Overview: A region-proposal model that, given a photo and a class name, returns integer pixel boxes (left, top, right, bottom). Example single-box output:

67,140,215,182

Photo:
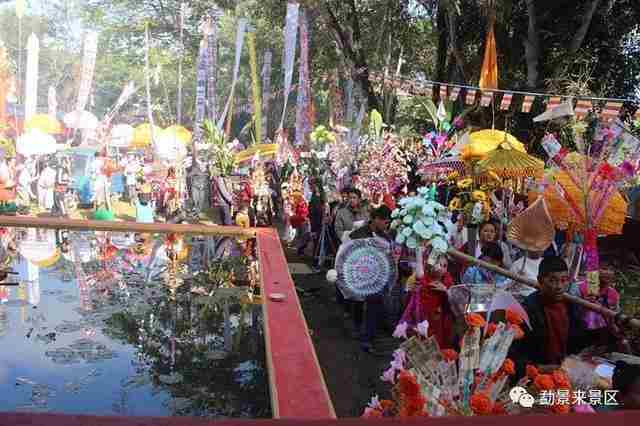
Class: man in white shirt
510,250,544,281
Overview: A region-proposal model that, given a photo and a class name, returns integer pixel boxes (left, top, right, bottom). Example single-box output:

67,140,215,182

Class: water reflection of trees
102,237,270,419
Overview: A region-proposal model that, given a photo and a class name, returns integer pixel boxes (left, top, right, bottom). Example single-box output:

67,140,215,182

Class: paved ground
282,245,398,418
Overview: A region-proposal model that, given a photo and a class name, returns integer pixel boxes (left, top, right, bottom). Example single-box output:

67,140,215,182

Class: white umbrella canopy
19,240,57,263
64,110,99,130
110,124,135,148
17,130,58,156
153,133,187,162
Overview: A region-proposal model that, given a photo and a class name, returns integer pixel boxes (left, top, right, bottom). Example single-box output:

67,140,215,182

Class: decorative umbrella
16,130,57,156
528,170,627,235
418,156,466,180
64,110,99,130
132,123,162,148
235,143,277,164
110,124,134,148
24,114,63,134
153,133,188,162
477,147,544,179
18,239,57,264
31,250,61,268
163,125,192,145
462,130,525,161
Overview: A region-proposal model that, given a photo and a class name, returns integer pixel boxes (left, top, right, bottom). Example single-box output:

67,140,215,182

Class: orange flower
551,403,571,414
526,365,539,379
441,349,459,362
553,371,571,388
470,392,493,415
505,309,524,325
534,374,556,391
398,371,421,398
485,323,497,337
511,324,525,340
362,408,383,418
501,359,515,376
492,402,507,415
399,395,426,417
465,313,486,328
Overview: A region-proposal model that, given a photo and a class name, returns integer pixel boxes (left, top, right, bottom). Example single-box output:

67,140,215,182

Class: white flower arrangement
390,186,452,264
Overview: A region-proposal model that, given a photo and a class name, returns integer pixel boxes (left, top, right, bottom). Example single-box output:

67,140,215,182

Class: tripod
313,221,338,270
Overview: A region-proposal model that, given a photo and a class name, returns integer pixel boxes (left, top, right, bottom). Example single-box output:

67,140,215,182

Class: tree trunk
446,8,466,82
569,0,601,55
436,7,448,81
524,0,541,88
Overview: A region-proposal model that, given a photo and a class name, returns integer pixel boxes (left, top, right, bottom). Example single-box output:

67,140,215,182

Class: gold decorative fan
507,196,556,252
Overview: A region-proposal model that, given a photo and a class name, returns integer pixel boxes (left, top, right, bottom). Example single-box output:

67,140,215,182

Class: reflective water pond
0,227,270,418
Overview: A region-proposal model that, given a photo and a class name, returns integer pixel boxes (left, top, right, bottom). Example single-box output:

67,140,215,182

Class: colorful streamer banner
261,50,272,141
295,8,311,147
280,2,300,129
449,87,461,101
192,40,208,142
217,18,247,131
545,96,561,113
601,101,623,121
439,84,447,101
345,78,355,123
247,30,262,144
48,86,57,118
500,93,513,110
24,33,39,122
465,89,477,105
330,71,344,125
574,99,593,120
207,10,223,123
76,32,98,113
521,95,535,113
480,91,493,107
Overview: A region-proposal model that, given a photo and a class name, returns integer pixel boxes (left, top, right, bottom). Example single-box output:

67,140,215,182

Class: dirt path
283,246,398,417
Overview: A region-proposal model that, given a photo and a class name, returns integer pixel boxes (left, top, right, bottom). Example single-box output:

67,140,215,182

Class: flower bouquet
365,311,533,418
448,178,491,226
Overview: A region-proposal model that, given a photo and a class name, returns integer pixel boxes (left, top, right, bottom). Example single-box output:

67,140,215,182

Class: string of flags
369,72,640,122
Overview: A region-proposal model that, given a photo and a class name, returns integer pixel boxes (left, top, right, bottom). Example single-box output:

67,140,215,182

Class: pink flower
368,395,382,410
621,161,636,178
435,134,447,147
453,117,464,129
392,349,407,365
393,322,408,339
381,367,396,383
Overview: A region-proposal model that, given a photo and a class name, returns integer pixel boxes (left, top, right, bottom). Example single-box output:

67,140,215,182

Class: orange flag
479,25,498,90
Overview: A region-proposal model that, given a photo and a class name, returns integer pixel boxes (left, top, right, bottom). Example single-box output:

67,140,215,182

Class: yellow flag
16,0,26,19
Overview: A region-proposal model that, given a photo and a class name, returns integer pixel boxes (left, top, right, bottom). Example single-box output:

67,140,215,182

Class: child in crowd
462,242,509,288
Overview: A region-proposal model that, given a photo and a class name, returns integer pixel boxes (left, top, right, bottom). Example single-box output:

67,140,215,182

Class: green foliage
203,119,236,176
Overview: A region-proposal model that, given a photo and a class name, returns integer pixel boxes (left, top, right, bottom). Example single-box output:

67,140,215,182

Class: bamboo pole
0,216,256,238
447,247,640,330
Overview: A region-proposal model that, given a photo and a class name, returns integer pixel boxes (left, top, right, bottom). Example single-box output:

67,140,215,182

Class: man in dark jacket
348,206,392,355
510,255,589,376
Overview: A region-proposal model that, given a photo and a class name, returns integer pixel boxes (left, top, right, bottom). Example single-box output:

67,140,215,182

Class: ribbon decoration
544,96,561,114
465,89,477,105
76,32,98,113
500,93,513,110
48,86,57,118
280,2,300,129
294,8,311,147
574,99,593,120
480,91,493,107
217,18,247,131
24,34,39,122
449,87,461,101
439,84,447,101
261,50,272,142
521,95,535,113
193,39,209,142
247,29,262,144
602,102,624,122
207,9,223,123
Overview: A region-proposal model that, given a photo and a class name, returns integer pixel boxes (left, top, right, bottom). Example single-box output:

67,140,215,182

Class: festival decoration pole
47,86,57,118
16,0,25,108
76,32,98,113
176,2,187,125
279,2,299,130
261,50,272,141
192,24,209,149
24,34,39,123
207,8,222,124
0,43,9,126
244,33,261,145
216,18,247,131
294,8,310,147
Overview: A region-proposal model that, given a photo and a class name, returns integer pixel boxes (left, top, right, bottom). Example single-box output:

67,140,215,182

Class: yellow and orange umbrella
132,123,162,148
163,125,192,145
24,114,63,135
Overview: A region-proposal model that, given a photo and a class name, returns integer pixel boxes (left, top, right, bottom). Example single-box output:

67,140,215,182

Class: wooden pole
447,247,640,330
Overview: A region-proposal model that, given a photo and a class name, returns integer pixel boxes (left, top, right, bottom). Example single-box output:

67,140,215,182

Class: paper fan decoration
335,238,397,299
507,197,555,252
477,147,544,179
